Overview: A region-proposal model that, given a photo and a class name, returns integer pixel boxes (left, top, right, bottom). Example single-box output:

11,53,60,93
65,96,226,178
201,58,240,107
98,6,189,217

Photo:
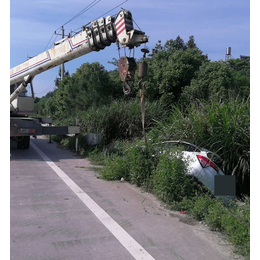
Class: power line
43,0,130,51
34,81,56,96
44,28,61,51
62,0,101,28
43,0,101,51
43,32,55,51
96,0,128,20
69,0,129,36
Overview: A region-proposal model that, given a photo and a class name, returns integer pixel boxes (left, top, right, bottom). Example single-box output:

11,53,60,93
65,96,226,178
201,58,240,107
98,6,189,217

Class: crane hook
123,82,131,95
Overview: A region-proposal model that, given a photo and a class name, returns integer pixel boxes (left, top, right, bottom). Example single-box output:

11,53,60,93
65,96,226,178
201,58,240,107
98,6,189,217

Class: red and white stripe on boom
115,17,126,37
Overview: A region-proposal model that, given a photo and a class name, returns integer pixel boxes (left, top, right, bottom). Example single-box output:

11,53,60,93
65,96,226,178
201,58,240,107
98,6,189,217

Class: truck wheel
17,136,30,149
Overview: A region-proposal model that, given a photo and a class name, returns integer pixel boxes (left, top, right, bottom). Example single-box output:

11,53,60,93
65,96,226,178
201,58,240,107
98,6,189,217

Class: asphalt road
10,137,242,260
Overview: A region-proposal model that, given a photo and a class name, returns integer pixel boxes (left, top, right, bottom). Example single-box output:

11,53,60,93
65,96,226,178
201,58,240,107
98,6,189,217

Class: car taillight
196,155,219,173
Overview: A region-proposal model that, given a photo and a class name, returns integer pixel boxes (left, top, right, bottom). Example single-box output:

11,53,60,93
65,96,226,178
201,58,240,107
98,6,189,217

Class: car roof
159,140,201,152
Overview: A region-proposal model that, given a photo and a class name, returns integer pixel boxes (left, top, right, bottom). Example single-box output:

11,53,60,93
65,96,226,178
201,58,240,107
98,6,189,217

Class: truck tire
17,136,30,149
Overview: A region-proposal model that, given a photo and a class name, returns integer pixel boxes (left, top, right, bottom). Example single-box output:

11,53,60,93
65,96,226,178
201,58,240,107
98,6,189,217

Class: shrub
220,198,250,257
175,195,250,257
93,140,250,258
53,134,89,155
204,199,227,231
127,143,158,189
99,140,159,190
153,150,195,204
78,100,167,146
101,155,130,181
189,195,215,221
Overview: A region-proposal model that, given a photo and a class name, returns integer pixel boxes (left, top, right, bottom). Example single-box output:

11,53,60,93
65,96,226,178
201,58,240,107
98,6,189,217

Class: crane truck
10,9,149,149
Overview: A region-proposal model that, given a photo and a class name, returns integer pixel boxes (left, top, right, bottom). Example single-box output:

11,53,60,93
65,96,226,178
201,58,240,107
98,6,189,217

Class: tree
181,59,250,104
50,62,123,119
227,58,250,98
55,65,70,88
108,58,119,67
34,97,47,116
164,36,187,52
149,40,163,56
34,97,40,103
145,36,208,104
186,35,196,49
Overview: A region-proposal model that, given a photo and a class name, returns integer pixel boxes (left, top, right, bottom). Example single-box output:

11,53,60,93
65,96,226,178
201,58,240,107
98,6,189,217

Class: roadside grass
176,195,250,258
54,134,250,258
52,98,250,258
53,99,250,197
152,150,197,203
149,99,250,197
77,100,167,146
90,140,250,258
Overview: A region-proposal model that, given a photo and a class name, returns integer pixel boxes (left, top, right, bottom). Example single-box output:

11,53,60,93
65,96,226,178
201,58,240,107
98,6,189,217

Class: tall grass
149,99,250,196
54,98,249,196
78,99,167,145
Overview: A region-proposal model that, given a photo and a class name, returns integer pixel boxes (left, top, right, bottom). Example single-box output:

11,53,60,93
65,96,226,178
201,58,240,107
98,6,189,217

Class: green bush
175,195,250,257
153,150,195,204
100,141,158,190
204,199,227,231
127,143,158,189
88,147,106,165
53,134,88,155
101,155,130,181
91,139,250,258
189,195,215,221
220,198,250,257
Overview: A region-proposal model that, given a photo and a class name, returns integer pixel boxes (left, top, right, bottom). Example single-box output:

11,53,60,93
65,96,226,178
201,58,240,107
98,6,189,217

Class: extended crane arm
10,9,148,89
10,9,149,149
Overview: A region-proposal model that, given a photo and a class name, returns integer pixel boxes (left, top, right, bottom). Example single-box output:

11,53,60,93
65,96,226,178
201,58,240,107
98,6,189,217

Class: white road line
31,141,155,260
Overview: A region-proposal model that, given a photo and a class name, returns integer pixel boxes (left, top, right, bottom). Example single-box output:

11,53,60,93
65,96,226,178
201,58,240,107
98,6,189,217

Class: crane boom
10,9,148,86
10,9,148,150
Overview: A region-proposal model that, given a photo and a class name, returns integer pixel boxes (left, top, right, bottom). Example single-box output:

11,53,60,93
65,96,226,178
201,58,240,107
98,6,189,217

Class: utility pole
60,26,65,80
55,26,65,80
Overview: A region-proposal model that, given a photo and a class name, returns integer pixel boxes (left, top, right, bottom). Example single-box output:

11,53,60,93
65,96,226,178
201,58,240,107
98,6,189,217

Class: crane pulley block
138,61,148,78
118,56,137,82
138,47,149,79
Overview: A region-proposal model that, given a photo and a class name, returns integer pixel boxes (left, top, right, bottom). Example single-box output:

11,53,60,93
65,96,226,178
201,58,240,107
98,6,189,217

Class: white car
155,141,233,198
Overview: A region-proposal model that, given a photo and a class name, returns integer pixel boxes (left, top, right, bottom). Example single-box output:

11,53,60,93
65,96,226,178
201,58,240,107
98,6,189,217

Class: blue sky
10,0,250,97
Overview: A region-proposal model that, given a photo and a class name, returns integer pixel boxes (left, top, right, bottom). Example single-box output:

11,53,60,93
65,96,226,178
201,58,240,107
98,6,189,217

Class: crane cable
140,79,147,145
138,48,149,145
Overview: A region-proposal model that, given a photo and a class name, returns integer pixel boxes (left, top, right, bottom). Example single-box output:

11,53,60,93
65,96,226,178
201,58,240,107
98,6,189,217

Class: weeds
153,150,195,203
127,143,157,189
181,195,250,257
94,139,250,258
101,155,130,181
148,99,250,196
53,98,250,257
78,100,167,146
